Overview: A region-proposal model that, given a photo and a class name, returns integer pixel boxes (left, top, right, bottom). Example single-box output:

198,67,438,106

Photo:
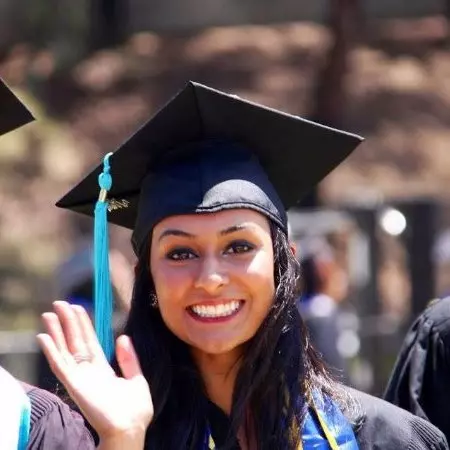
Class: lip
186,300,245,324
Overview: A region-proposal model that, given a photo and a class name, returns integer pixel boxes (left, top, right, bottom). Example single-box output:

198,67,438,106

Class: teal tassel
94,152,114,361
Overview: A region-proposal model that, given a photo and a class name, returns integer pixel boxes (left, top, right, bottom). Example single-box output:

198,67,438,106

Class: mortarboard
0,78,34,136
57,81,363,251
55,81,364,359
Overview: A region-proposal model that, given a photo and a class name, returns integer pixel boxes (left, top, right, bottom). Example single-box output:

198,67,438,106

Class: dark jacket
23,383,94,450
23,382,448,449
208,386,448,449
349,387,448,449
385,297,450,445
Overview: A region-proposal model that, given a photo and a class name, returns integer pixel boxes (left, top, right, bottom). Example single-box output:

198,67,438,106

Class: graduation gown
22,383,447,449
22,383,95,450
349,388,447,449
384,297,450,445
207,387,447,449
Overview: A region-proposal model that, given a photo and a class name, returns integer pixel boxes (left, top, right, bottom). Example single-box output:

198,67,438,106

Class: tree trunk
301,0,360,208
311,0,361,126
89,0,128,50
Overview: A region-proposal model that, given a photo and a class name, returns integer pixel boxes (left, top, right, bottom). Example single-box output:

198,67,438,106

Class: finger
53,301,89,360
37,333,69,383
71,305,110,365
116,335,143,380
41,312,69,354
38,333,90,417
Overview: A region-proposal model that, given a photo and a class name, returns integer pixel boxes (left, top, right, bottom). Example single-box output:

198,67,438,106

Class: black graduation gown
23,383,447,449
208,387,448,449
384,297,450,445
23,383,95,450
348,387,448,449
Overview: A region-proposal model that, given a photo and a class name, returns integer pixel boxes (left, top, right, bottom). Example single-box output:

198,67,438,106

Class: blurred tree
299,0,361,209
89,0,128,50
446,0,450,44
312,0,360,127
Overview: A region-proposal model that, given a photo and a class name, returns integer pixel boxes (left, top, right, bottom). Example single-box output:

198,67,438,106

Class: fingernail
53,300,68,307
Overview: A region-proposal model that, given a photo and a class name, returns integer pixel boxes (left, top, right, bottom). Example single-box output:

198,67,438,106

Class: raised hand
37,301,153,445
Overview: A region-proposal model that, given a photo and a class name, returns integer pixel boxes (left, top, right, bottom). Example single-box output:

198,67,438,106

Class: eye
166,248,197,261
224,240,255,255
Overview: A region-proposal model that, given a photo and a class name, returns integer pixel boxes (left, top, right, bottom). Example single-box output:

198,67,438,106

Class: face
150,209,275,357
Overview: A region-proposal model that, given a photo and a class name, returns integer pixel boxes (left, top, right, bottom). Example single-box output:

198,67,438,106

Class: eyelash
166,247,197,261
225,241,254,255
166,241,255,261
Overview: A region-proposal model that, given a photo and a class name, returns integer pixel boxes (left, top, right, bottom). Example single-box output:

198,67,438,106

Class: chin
197,343,237,356
189,335,247,357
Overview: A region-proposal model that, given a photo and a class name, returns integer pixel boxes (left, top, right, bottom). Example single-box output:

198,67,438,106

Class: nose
194,256,229,294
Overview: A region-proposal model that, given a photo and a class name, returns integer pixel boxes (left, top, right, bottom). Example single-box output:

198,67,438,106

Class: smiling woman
37,82,448,450
150,210,275,358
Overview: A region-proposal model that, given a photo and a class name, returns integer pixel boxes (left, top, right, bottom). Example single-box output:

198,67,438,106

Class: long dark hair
120,222,340,449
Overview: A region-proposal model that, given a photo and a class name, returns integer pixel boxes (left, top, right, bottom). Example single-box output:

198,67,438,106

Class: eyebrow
158,229,195,242
219,224,248,236
158,224,251,242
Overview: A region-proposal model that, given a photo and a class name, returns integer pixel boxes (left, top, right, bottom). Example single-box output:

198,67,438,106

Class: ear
289,241,297,258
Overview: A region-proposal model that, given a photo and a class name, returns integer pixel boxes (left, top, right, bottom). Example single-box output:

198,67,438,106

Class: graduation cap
56,81,364,359
0,78,34,136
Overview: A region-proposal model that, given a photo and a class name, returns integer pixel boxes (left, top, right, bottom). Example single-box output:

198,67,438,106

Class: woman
38,82,447,449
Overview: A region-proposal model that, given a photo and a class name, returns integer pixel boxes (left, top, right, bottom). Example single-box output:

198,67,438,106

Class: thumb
116,335,143,380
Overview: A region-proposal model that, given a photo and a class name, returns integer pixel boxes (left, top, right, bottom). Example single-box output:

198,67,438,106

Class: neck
191,347,243,415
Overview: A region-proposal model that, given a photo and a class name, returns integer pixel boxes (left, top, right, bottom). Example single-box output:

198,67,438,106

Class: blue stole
302,392,359,449
206,392,359,449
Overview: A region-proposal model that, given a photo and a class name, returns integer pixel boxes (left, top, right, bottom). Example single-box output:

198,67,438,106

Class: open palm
37,301,153,441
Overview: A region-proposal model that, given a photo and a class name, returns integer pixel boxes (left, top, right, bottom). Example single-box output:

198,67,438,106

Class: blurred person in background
37,241,133,393
297,237,349,380
384,296,450,444
0,78,94,449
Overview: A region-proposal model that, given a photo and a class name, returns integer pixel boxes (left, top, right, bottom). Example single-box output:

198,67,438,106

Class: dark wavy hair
119,222,340,449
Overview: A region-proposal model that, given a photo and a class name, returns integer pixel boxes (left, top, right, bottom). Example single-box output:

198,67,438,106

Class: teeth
191,301,241,318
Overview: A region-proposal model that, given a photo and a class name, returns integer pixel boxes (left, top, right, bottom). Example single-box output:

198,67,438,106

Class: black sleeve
409,415,449,450
384,300,450,444
346,387,449,450
384,313,434,418
25,385,95,450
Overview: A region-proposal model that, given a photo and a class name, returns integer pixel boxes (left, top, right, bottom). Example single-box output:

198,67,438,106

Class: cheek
151,262,194,308
244,252,275,307
150,265,190,333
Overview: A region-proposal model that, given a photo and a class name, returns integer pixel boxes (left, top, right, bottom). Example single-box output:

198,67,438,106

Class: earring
150,292,159,308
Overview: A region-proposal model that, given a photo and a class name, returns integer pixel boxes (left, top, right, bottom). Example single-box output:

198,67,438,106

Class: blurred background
1,0,450,396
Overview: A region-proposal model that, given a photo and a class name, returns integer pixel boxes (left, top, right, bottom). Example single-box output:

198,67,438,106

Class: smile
188,300,244,321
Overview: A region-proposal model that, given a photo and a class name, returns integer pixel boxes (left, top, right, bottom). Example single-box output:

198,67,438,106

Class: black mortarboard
0,78,34,136
57,81,363,253
55,82,363,359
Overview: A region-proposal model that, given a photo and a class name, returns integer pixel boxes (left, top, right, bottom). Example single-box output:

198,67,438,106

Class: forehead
153,209,271,236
